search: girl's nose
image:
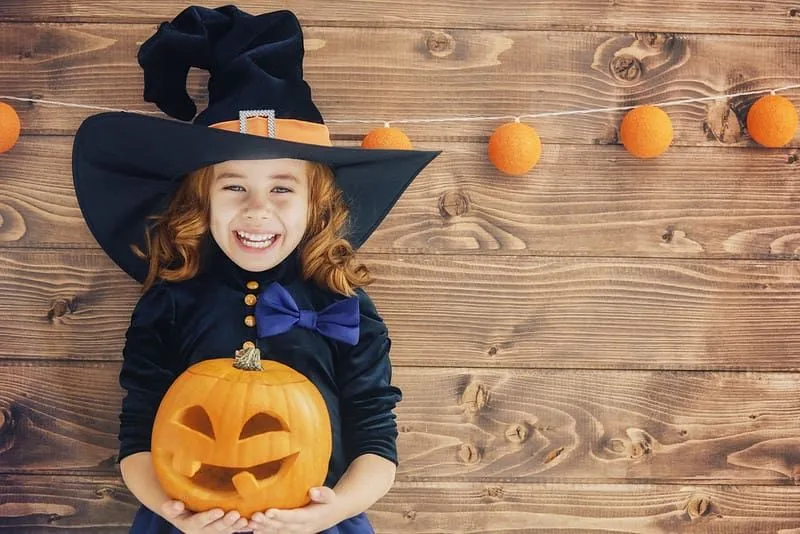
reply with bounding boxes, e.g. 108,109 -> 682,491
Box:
244,197 -> 273,219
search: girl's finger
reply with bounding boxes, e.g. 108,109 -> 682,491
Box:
188,508 -> 224,529
261,518 -> 285,531
226,516 -> 249,532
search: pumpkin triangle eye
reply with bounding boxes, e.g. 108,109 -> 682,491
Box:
180,405 -> 216,439
240,412 -> 285,439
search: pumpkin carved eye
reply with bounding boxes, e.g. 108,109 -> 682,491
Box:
180,405 -> 215,439
239,412 -> 286,439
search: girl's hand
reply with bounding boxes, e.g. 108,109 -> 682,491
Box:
161,500 -> 250,533
247,487 -> 340,533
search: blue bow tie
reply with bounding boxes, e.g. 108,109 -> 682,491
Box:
255,282 -> 360,345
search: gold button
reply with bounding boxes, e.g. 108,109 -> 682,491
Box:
244,294 -> 257,306
246,281 -> 259,290
242,341 -> 255,350
244,315 -> 256,328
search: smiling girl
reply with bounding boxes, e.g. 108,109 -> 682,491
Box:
71,6 -> 438,534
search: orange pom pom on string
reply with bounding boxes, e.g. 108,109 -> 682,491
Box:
361,123 -> 413,149
488,119 -> 542,175
0,102 -> 21,154
746,94 -> 798,148
619,105 -> 673,158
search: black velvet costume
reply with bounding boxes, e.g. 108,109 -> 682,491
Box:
118,236 -> 401,489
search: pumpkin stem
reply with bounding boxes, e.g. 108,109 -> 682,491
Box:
233,346 -> 263,371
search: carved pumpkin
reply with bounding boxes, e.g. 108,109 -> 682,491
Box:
151,347 -> 332,516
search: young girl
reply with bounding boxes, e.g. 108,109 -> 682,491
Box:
71,6 -> 439,533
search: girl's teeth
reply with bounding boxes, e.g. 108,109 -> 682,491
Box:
236,231 -> 275,242
236,231 -> 277,249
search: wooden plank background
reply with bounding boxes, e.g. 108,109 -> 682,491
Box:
1,1 -> 800,532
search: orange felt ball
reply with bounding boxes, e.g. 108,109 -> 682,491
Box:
488,121 -> 541,175
746,94 -> 798,148
0,102 -> 21,154
361,126 -> 413,149
619,105 -> 673,158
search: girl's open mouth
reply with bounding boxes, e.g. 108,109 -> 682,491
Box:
234,230 -> 280,251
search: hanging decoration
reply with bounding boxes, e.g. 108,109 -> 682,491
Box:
0,84 -> 797,176
619,105 -> 674,159
746,94 -> 799,148
0,102 -> 21,154
360,124 -> 413,149
487,120 -> 542,176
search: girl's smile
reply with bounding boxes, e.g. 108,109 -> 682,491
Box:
233,230 -> 280,251
209,158 -> 309,272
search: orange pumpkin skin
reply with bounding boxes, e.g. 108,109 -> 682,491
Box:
151,356 -> 332,517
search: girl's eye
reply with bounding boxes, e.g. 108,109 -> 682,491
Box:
223,185 -> 245,192
273,186 -> 293,194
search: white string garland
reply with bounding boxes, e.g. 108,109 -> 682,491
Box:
1,84 -> 798,174
0,83 -> 798,127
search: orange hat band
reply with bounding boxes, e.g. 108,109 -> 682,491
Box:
209,116 -> 332,147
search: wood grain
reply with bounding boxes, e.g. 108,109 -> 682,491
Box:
2,363 -> 800,484
3,477 -> 800,532
2,3 -> 800,532
0,475 -> 136,531
373,482 -> 800,533
2,250 -> 800,369
1,1 -> 800,35
0,24 -> 798,142
3,137 -> 800,258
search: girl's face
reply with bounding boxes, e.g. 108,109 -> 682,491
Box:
209,158 -> 309,272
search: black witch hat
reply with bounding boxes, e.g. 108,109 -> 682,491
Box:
72,5 -> 439,283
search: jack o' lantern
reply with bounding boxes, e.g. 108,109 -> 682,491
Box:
151,346 -> 331,516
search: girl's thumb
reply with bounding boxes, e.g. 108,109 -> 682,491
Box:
310,487 -> 334,503
162,500 -> 184,517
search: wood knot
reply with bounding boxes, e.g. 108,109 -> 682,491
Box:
635,32 -> 674,50
0,203 -> 28,242
630,437 -> 653,458
425,31 -> 455,58
487,346 -> 498,356
458,443 -> 481,464
24,93 -> 44,110
461,382 -> 489,413
686,495 -> 711,519
95,487 -> 116,498
593,126 -> 619,145
48,298 -> 76,321
543,446 -> 565,464
610,55 -> 641,82
0,406 -> 17,453
403,510 -> 417,521
505,423 -> 529,443
608,438 -> 626,453
485,485 -> 504,500
704,101 -> 743,144
789,8 -> 800,17
438,190 -> 470,218
788,153 -> 798,165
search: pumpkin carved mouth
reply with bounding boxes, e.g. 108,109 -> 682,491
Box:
172,451 -> 300,498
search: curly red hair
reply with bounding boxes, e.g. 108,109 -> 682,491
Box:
133,161 -> 373,295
